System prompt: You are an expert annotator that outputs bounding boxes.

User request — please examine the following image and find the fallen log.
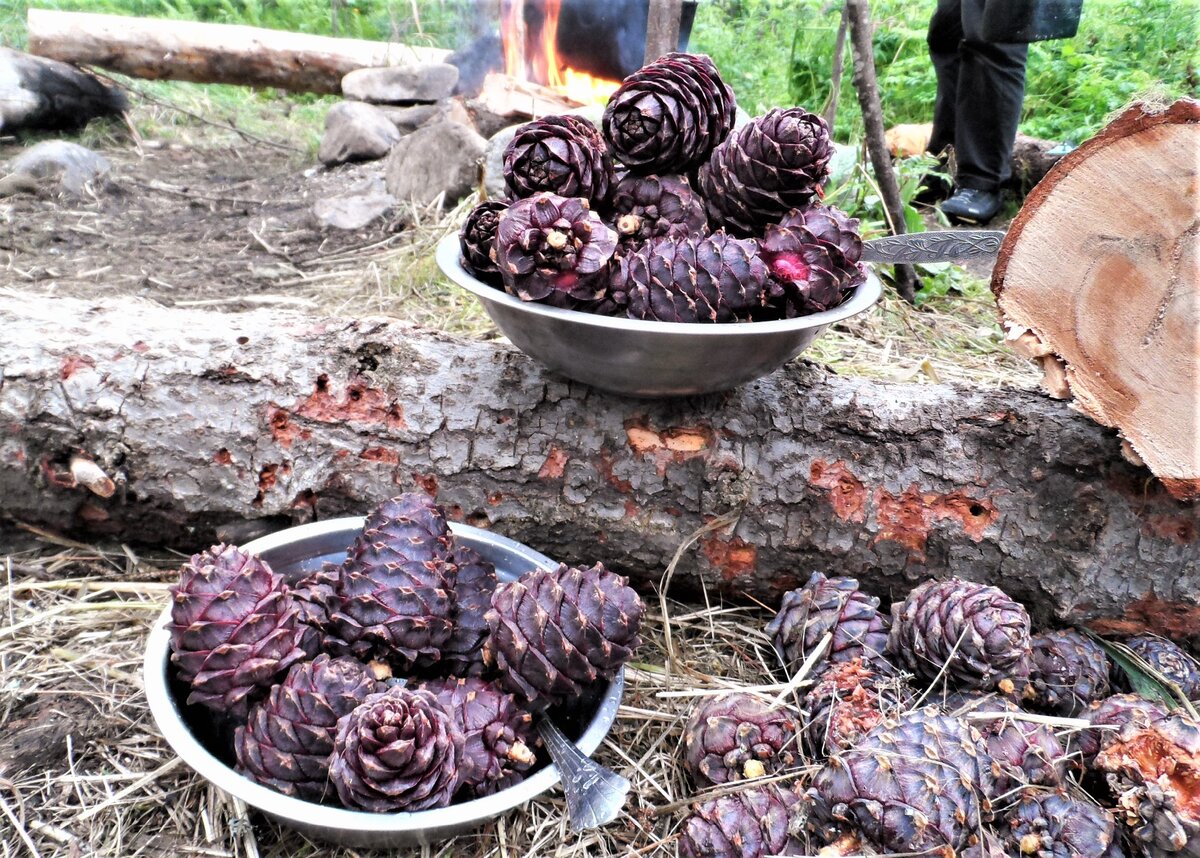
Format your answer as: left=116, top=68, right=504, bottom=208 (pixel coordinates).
left=25, top=8, right=450, bottom=95
left=994, top=99, right=1200, bottom=500
left=2, top=297, right=1197, bottom=644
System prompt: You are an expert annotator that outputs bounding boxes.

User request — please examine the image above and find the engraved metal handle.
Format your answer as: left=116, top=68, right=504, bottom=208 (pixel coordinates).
left=537, top=719, right=630, bottom=832
left=861, top=230, right=1005, bottom=263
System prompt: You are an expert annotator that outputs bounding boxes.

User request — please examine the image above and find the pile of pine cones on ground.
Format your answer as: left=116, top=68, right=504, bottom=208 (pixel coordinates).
left=678, top=572, right=1200, bottom=857
left=459, top=52, right=866, bottom=323
left=166, top=493, right=645, bottom=811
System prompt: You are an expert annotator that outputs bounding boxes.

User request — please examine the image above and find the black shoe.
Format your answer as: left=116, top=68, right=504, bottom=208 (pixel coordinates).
left=939, top=188, right=1002, bottom=225
left=913, top=172, right=952, bottom=206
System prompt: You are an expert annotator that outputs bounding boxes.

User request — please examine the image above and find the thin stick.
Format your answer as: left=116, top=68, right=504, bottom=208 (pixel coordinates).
left=822, top=3, right=850, bottom=129
left=768, top=632, right=831, bottom=709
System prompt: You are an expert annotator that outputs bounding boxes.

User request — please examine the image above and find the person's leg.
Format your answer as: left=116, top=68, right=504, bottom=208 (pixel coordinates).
left=927, top=0, right=964, bottom=160
left=952, top=38, right=1029, bottom=190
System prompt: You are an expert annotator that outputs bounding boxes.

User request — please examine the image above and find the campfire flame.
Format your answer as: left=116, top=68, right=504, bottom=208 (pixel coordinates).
left=500, top=0, right=621, bottom=106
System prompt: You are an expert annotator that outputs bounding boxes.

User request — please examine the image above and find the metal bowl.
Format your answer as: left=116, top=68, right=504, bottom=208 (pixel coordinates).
left=144, top=518, right=625, bottom=849
left=436, top=233, right=882, bottom=397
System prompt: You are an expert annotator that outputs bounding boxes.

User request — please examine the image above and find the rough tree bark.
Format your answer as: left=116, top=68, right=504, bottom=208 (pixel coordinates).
left=994, top=99, right=1200, bottom=500
left=845, top=0, right=918, bottom=302
left=25, top=8, right=449, bottom=95
left=2, top=297, right=1197, bottom=643
left=643, top=0, right=684, bottom=65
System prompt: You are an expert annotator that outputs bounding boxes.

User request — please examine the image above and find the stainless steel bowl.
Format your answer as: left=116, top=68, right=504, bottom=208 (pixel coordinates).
left=144, top=518, right=625, bottom=849
left=437, top=233, right=882, bottom=397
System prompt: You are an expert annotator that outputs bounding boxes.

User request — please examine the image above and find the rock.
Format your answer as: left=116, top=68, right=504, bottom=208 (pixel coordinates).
left=313, top=190, right=397, bottom=230
left=381, top=98, right=476, bottom=136
left=318, top=102, right=402, bottom=166
left=385, top=120, right=485, bottom=207
left=342, top=64, right=459, bottom=105
left=481, top=124, right=518, bottom=201
left=6, top=140, right=110, bottom=195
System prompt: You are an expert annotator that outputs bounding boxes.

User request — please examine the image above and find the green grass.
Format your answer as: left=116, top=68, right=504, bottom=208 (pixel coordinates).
left=691, top=0, right=1199, bottom=143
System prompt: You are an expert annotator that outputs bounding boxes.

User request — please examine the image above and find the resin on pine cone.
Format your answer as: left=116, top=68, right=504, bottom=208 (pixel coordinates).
left=602, top=52, right=736, bottom=174
left=1120, top=635, right=1200, bottom=699
left=889, top=577, right=1032, bottom=692
left=324, top=493, right=456, bottom=669
left=494, top=193, right=617, bottom=304
left=168, top=544, right=306, bottom=719
left=1093, top=713, right=1200, bottom=856
left=698, top=108, right=834, bottom=235
left=807, top=707, right=997, bottom=855
left=679, top=783, right=804, bottom=858
left=328, top=686, right=463, bottom=812
left=802, top=657, right=911, bottom=758
left=503, top=114, right=611, bottom=206
left=485, top=562, right=643, bottom=708
left=417, top=677, right=537, bottom=798
left=1004, top=792, right=1120, bottom=858
left=625, top=230, right=767, bottom=322
left=757, top=206, right=867, bottom=318
left=609, top=173, right=707, bottom=246
left=459, top=199, right=509, bottom=283
left=234, top=655, right=379, bottom=801
left=683, top=692, right=799, bottom=785
left=1028, top=629, right=1112, bottom=717
left=766, top=571, right=890, bottom=675
left=1077, top=694, right=1169, bottom=765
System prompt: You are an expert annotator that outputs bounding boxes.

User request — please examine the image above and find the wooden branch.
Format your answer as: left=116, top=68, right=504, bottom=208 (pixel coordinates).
left=644, top=0, right=684, bottom=65
left=25, top=8, right=450, bottom=95
left=993, top=99, right=1200, bottom=500
left=845, top=0, right=918, bottom=302
left=822, top=4, right=849, bottom=130
left=3, top=296, right=1198, bottom=644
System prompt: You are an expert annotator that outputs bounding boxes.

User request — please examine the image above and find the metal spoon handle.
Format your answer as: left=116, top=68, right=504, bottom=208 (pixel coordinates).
left=537, top=719, right=630, bottom=832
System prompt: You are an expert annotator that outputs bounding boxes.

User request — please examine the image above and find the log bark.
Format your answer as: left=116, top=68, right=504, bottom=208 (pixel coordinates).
left=644, top=0, right=684, bottom=65
left=845, top=0, right=918, bottom=302
left=25, top=8, right=449, bottom=95
left=993, top=99, right=1200, bottom=500
left=3, top=297, right=1198, bottom=643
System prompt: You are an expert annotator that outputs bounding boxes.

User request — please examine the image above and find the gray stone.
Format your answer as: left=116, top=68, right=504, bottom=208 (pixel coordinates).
left=7, top=140, right=110, bottom=195
left=318, top=101, right=401, bottom=166
left=482, top=124, right=518, bottom=201
left=380, top=103, right=443, bottom=133
left=342, top=64, right=459, bottom=105
left=313, top=190, right=397, bottom=230
left=385, top=120, right=485, bottom=207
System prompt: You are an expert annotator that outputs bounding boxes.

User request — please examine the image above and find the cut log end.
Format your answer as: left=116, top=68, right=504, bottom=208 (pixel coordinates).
left=993, top=98, right=1200, bottom=500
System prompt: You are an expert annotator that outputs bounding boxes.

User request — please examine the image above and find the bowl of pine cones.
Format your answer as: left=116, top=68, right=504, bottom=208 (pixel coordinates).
left=443, top=52, right=882, bottom=398
left=144, top=493, right=644, bottom=848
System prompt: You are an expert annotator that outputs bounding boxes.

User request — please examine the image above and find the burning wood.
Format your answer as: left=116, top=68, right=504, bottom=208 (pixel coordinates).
left=476, top=71, right=585, bottom=119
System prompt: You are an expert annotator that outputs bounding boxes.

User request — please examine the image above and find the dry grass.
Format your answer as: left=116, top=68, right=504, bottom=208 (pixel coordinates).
left=1, top=530, right=824, bottom=858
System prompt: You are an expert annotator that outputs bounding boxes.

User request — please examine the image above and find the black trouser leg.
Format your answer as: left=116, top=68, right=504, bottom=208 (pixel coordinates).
left=927, top=0, right=963, bottom=161
left=927, top=0, right=1029, bottom=191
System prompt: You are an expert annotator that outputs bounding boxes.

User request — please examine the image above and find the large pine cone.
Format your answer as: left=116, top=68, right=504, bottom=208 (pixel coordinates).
left=1094, top=713, right=1200, bottom=856
left=602, top=52, right=735, bottom=174
left=494, top=193, right=617, bottom=304
left=889, top=577, right=1032, bottom=692
left=1003, top=792, right=1121, bottom=858
left=679, top=784, right=805, bottom=858
left=328, top=686, right=463, bottom=812
left=324, top=494, right=456, bottom=669
left=610, top=173, right=708, bottom=247
left=417, top=677, right=537, bottom=798
left=803, top=658, right=912, bottom=758
left=234, top=655, right=379, bottom=801
left=625, top=230, right=767, bottom=322
left=1120, top=634, right=1200, bottom=699
left=459, top=199, right=509, bottom=284
left=757, top=206, right=866, bottom=318
left=698, top=108, right=834, bottom=236
left=807, top=708, right=997, bottom=855
left=1077, top=694, right=1169, bottom=765
left=503, top=115, right=612, bottom=205
left=291, top=565, right=340, bottom=658
left=683, top=692, right=798, bottom=785
left=766, top=571, right=890, bottom=675
left=1028, top=629, right=1112, bottom=717
left=485, top=563, right=644, bottom=709
left=168, top=544, right=306, bottom=719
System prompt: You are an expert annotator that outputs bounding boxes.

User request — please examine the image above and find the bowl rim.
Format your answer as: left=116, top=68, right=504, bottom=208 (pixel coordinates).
left=143, top=518, right=625, bottom=835
left=436, top=232, right=883, bottom=335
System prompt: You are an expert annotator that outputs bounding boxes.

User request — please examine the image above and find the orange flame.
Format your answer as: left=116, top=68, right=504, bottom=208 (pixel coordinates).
left=500, top=0, right=621, bottom=106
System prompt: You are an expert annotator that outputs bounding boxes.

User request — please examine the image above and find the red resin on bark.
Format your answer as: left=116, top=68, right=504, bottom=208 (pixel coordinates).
left=1143, top=513, right=1198, bottom=545
left=1088, top=593, right=1200, bottom=640
left=597, top=448, right=633, bottom=493
left=702, top=534, right=758, bottom=581
left=872, top=485, right=998, bottom=561
left=359, top=447, right=400, bottom=464
left=538, top=446, right=569, bottom=480
left=294, top=376, right=406, bottom=430
left=625, top=418, right=715, bottom=475
left=59, top=354, right=95, bottom=380
left=810, top=459, right=868, bottom=523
